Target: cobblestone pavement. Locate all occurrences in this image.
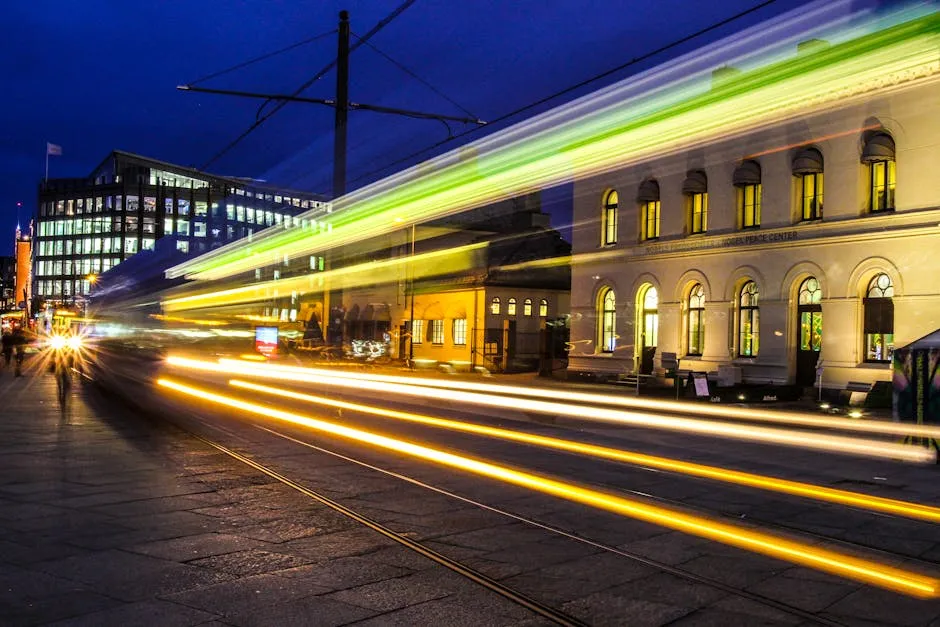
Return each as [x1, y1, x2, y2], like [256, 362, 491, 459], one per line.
[3, 361, 940, 626]
[0, 371, 531, 626]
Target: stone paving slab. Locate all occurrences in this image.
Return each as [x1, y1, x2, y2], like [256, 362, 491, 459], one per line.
[0, 373, 552, 625]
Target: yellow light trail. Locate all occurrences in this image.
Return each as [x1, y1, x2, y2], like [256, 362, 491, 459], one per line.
[230, 378, 940, 524]
[157, 377, 939, 598]
[169, 357, 935, 464]
[226, 360, 940, 441]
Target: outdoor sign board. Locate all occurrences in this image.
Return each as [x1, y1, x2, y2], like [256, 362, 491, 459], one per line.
[255, 326, 279, 357]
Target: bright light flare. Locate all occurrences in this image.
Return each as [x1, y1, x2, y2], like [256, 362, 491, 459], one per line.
[227, 360, 940, 441]
[157, 377, 939, 598]
[230, 378, 940, 524]
[165, 357, 935, 464]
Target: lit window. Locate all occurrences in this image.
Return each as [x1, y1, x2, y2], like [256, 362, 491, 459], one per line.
[490, 297, 500, 315]
[862, 132, 896, 213]
[637, 179, 660, 241]
[802, 173, 824, 221]
[738, 281, 759, 357]
[599, 288, 616, 353]
[411, 320, 424, 344]
[689, 193, 708, 234]
[523, 298, 532, 316]
[452, 319, 467, 345]
[687, 283, 705, 356]
[430, 319, 444, 345]
[194, 222, 207, 237]
[539, 299, 548, 317]
[124, 238, 138, 255]
[683, 170, 708, 234]
[864, 273, 894, 362]
[737, 184, 761, 228]
[142, 238, 155, 251]
[642, 201, 660, 241]
[507, 298, 517, 316]
[601, 190, 618, 245]
[176, 240, 189, 253]
[164, 219, 174, 235]
[870, 160, 896, 213]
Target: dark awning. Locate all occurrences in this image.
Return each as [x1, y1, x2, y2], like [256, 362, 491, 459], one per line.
[373, 304, 391, 322]
[792, 147, 824, 174]
[732, 160, 761, 187]
[682, 170, 708, 195]
[864, 298, 894, 334]
[636, 179, 660, 203]
[861, 133, 895, 163]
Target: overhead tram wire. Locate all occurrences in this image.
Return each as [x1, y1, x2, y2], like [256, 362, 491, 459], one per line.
[198, 0, 419, 171]
[350, 32, 480, 120]
[343, 0, 779, 188]
[186, 29, 337, 87]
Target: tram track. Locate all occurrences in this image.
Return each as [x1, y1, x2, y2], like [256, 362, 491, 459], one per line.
[84, 361, 940, 623]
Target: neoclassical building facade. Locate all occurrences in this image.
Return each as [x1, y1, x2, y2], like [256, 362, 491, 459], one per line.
[568, 70, 940, 389]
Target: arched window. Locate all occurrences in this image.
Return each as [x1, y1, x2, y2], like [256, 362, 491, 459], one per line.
[793, 147, 823, 221]
[523, 298, 533, 316]
[862, 132, 895, 212]
[539, 299, 548, 317]
[738, 281, 759, 357]
[682, 170, 708, 234]
[864, 273, 894, 362]
[507, 297, 517, 316]
[687, 284, 705, 356]
[601, 190, 618, 245]
[733, 161, 761, 229]
[637, 180, 660, 241]
[490, 297, 500, 315]
[599, 288, 616, 353]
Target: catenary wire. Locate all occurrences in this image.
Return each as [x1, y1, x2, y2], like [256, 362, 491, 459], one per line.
[342, 0, 778, 188]
[200, 0, 418, 171]
[187, 29, 337, 86]
[350, 31, 480, 119]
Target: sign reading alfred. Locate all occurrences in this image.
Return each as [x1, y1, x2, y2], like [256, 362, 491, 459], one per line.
[645, 230, 798, 256]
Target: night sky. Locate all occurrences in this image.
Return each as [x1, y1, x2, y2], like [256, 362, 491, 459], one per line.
[2, 0, 814, 255]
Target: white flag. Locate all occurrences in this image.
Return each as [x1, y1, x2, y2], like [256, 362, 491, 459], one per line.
[46, 142, 62, 156]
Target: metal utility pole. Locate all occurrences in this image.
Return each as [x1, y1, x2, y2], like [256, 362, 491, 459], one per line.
[333, 10, 350, 199]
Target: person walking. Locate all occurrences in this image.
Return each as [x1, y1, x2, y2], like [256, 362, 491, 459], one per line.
[12, 327, 27, 377]
[1, 331, 12, 369]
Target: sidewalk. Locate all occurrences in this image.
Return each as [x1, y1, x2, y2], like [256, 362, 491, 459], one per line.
[0, 370, 529, 626]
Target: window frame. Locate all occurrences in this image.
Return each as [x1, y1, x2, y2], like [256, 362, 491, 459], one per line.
[801, 172, 824, 221]
[539, 299, 548, 317]
[686, 284, 705, 356]
[641, 200, 660, 241]
[601, 190, 618, 246]
[452, 319, 467, 346]
[737, 183, 761, 229]
[738, 281, 759, 357]
[507, 297, 517, 316]
[689, 192, 708, 234]
[523, 298, 532, 316]
[869, 159, 896, 213]
[863, 273, 894, 363]
[430, 319, 444, 345]
[490, 297, 500, 315]
[411, 319, 424, 345]
[599, 288, 616, 354]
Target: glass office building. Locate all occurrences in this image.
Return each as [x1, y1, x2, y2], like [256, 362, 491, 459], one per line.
[35, 150, 328, 305]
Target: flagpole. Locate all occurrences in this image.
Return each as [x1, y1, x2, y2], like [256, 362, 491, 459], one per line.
[45, 150, 49, 182]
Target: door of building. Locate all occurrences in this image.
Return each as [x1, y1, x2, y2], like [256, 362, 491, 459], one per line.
[796, 277, 822, 386]
[639, 286, 659, 375]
